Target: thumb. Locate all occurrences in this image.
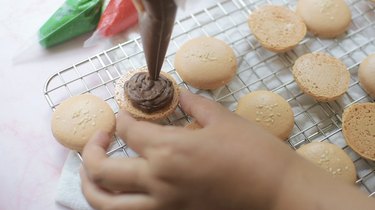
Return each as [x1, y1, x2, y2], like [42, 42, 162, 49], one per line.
[179, 88, 229, 127]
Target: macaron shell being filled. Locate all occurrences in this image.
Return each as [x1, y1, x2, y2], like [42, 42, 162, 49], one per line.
[342, 103, 375, 161]
[235, 90, 294, 140]
[248, 5, 307, 52]
[292, 52, 350, 101]
[115, 68, 180, 121]
[358, 54, 375, 98]
[296, 0, 351, 38]
[174, 36, 237, 90]
[51, 94, 116, 151]
[297, 142, 357, 184]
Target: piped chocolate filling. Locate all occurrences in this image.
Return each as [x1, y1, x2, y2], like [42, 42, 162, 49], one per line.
[125, 72, 174, 113]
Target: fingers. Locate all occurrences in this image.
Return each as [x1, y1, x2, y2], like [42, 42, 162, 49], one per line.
[179, 89, 228, 126]
[82, 131, 149, 192]
[83, 158, 150, 192]
[116, 110, 159, 154]
[116, 110, 186, 155]
[80, 169, 157, 210]
[82, 131, 112, 162]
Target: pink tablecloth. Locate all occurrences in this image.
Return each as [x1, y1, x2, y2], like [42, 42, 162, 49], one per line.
[0, 0, 112, 209]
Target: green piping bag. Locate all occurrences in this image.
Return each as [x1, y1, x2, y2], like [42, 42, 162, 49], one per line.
[39, 0, 102, 48]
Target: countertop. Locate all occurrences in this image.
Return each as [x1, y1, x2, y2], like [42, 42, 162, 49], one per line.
[0, 0, 128, 209]
[0, 0, 214, 209]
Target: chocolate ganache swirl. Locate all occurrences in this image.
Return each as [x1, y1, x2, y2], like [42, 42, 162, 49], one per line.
[125, 72, 174, 113]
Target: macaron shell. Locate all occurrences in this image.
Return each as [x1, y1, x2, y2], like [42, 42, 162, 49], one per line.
[235, 90, 294, 140]
[342, 103, 375, 161]
[292, 52, 350, 101]
[296, 0, 351, 38]
[297, 142, 357, 184]
[358, 54, 375, 98]
[51, 94, 116, 151]
[248, 5, 306, 52]
[115, 68, 180, 121]
[174, 36, 237, 90]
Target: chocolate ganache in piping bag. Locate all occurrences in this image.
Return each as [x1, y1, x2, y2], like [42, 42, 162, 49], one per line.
[134, 0, 177, 80]
[125, 0, 178, 113]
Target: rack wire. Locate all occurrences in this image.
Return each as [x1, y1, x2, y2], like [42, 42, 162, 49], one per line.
[44, 0, 375, 196]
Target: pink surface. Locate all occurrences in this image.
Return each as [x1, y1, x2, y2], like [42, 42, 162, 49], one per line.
[0, 1, 117, 209]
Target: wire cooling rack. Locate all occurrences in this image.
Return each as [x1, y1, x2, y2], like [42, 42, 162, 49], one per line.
[44, 0, 375, 196]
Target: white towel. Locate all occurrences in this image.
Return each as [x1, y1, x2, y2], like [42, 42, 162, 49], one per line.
[55, 151, 93, 210]
[56, 143, 136, 210]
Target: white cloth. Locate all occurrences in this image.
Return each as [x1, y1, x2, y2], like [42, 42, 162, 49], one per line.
[55, 151, 93, 210]
[55, 145, 136, 210]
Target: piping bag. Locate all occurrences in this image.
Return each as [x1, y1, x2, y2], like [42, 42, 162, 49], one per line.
[84, 0, 139, 47]
[132, 0, 178, 80]
[39, 0, 103, 48]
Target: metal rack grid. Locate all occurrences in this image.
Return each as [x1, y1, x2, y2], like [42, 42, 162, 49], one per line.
[44, 0, 375, 196]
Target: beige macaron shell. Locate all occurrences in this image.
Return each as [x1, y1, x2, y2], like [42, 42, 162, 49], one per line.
[115, 68, 180, 121]
[296, 0, 351, 38]
[235, 90, 294, 140]
[342, 103, 375, 161]
[248, 5, 307, 52]
[51, 94, 116, 151]
[174, 36, 237, 90]
[297, 142, 357, 184]
[292, 52, 350, 102]
[358, 54, 375, 98]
